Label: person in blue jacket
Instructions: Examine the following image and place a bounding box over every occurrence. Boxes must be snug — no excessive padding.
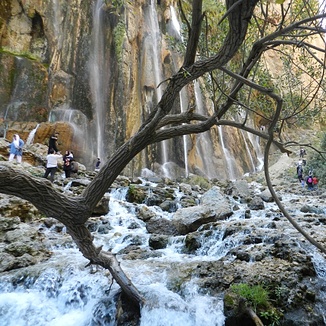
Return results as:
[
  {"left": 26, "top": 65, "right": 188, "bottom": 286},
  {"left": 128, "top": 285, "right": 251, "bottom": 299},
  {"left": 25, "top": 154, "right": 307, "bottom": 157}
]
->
[{"left": 8, "top": 134, "right": 24, "bottom": 163}]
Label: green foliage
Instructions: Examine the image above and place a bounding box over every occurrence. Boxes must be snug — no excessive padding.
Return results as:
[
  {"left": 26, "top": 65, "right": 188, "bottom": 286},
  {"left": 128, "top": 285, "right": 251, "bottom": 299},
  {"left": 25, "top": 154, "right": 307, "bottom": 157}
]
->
[
  {"left": 308, "top": 132, "right": 326, "bottom": 185},
  {"left": 230, "top": 283, "right": 283, "bottom": 325},
  {"left": 174, "top": 0, "right": 325, "bottom": 133},
  {"left": 184, "top": 175, "right": 211, "bottom": 190},
  {"left": 0, "top": 47, "right": 40, "bottom": 61},
  {"left": 104, "top": 0, "right": 132, "bottom": 15},
  {"left": 230, "top": 283, "right": 269, "bottom": 310},
  {"left": 260, "top": 308, "right": 282, "bottom": 326},
  {"left": 114, "top": 21, "right": 126, "bottom": 64}
]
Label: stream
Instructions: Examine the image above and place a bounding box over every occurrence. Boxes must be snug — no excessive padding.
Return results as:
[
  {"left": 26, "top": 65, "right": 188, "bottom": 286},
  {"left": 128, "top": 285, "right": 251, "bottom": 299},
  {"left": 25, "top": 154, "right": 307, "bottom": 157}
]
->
[{"left": 0, "top": 180, "right": 325, "bottom": 325}]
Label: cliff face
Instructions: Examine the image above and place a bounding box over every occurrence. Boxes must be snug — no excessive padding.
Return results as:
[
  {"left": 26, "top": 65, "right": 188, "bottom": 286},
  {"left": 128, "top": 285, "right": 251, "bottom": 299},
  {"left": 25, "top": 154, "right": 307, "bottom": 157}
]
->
[{"left": 0, "top": 0, "right": 261, "bottom": 178}]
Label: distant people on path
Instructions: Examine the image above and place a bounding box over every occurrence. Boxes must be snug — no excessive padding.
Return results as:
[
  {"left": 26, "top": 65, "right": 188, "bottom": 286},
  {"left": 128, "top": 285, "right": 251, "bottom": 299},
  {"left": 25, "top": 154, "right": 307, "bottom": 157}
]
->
[
  {"left": 63, "top": 150, "right": 74, "bottom": 178},
  {"left": 8, "top": 134, "right": 24, "bottom": 163},
  {"left": 44, "top": 149, "right": 62, "bottom": 183},
  {"left": 296, "top": 163, "right": 304, "bottom": 187},
  {"left": 48, "top": 132, "right": 59, "bottom": 154},
  {"left": 299, "top": 148, "right": 306, "bottom": 158},
  {"left": 95, "top": 157, "right": 101, "bottom": 171},
  {"left": 312, "top": 176, "right": 318, "bottom": 189},
  {"left": 306, "top": 173, "right": 314, "bottom": 191}
]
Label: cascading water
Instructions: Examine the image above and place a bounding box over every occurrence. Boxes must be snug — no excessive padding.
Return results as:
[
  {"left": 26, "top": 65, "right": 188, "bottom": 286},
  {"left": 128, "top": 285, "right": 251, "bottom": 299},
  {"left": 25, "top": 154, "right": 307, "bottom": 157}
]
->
[
  {"left": 52, "top": 0, "right": 63, "bottom": 51},
  {"left": 48, "top": 106, "right": 89, "bottom": 154},
  {"left": 167, "top": 6, "right": 183, "bottom": 41},
  {"left": 0, "top": 178, "right": 325, "bottom": 325},
  {"left": 147, "top": 0, "right": 168, "bottom": 166},
  {"left": 193, "top": 80, "right": 221, "bottom": 178},
  {"left": 247, "top": 132, "right": 264, "bottom": 171},
  {"left": 179, "top": 89, "right": 189, "bottom": 177},
  {"left": 239, "top": 129, "right": 256, "bottom": 173},
  {"left": 89, "top": 0, "right": 110, "bottom": 163},
  {"left": 217, "top": 126, "right": 237, "bottom": 180},
  {"left": 26, "top": 124, "right": 40, "bottom": 145}
]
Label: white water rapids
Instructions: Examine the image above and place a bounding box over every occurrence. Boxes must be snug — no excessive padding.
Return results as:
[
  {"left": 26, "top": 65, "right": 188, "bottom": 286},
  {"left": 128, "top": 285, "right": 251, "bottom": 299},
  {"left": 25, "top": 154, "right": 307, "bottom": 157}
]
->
[{"left": 0, "top": 181, "right": 325, "bottom": 325}]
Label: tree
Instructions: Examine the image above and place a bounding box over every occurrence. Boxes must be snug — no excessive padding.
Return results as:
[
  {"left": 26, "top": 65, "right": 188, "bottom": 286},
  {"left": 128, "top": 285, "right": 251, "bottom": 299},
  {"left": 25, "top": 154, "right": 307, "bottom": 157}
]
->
[{"left": 0, "top": 0, "right": 326, "bottom": 310}]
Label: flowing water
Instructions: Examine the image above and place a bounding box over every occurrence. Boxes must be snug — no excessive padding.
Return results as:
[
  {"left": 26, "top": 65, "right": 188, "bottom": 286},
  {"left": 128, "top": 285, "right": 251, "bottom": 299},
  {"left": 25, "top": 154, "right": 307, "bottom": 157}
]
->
[
  {"left": 0, "top": 180, "right": 325, "bottom": 325},
  {"left": 147, "top": 0, "right": 168, "bottom": 165},
  {"left": 89, "top": 0, "right": 110, "bottom": 162},
  {"left": 180, "top": 88, "right": 189, "bottom": 177},
  {"left": 217, "top": 126, "right": 237, "bottom": 180},
  {"left": 26, "top": 124, "right": 40, "bottom": 145}
]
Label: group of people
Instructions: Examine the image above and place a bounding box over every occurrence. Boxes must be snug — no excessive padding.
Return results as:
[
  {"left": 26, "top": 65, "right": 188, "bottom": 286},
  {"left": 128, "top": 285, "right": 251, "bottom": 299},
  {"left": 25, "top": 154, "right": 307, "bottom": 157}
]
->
[
  {"left": 44, "top": 133, "right": 78, "bottom": 182},
  {"left": 8, "top": 132, "right": 101, "bottom": 184},
  {"left": 296, "top": 158, "right": 318, "bottom": 191}
]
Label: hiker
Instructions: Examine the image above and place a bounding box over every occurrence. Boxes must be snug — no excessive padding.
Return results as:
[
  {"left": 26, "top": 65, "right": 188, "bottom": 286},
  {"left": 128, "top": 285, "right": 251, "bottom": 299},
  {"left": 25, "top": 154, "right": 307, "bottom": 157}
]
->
[
  {"left": 306, "top": 173, "right": 314, "bottom": 191},
  {"left": 296, "top": 163, "right": 304, "bottom": 187},
  {"left": 62, "top": 150, "right": 74, "bottom": 178},
  {"left": 95, "top": 157, "right": 101, "bottom": 171},
  {"left": 48, "top": 132, "right": 59, "bottom": 154},
  {"left": 43, "top": 149, "right": 62, "bottom": 183},
  {"left": 312, "top": 176, "right": 318, "bottom": 189},
  {"left": 8, "top": 134, "right": 24, "bottom": 163}
]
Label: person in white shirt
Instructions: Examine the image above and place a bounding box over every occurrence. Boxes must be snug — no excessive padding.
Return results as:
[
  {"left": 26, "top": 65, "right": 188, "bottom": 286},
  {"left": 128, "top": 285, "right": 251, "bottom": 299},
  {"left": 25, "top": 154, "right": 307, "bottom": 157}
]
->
[{"left": 43, "top": 149, "right": 62, "bottom": 183}]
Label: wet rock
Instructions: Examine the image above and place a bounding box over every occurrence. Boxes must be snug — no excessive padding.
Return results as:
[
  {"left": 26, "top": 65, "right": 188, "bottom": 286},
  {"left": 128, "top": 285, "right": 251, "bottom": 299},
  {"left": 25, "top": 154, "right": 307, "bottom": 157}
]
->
[
  {"left": 0, "top": 252, "right": 17, "bottom": 272},
  {"left": 159, "top": 200, "right": 178, "bottom": 212},
  {"left": 146, "top": 217, "right": 178, "bottom": 236},
  {"left": 300, "top": 204, "right": 324, "bottom": 214},
  {"left": 259, "top": 188, "right": 276, "bottom": 202},
  {"left": 92, "top": 196, "right": 110, "bottom": 216},
  {"left": 149, "top": 234, "right": 169, "bottom": 249},
  {"left": 225, "top": 180, "right": 251, "bottom": 202},
  {"left": 184, "top": 232, "right": 201, "bottom": 253},
  {"left": 4, "top": 223, "right": 38, "bottom": 243},
  {"left": 0, "top": 216, "right": 21, "bottom": 233},
  {"left": 247, "top": 196, "right": 265, "bottom": 210},
  {"left": 137, "top": 206, "right": 157, "bottom": 222}
]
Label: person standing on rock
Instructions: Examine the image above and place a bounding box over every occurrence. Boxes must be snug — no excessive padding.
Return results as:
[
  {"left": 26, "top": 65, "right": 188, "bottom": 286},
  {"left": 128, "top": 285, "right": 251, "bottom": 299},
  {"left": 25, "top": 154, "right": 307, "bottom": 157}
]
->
[
  {"left": 95, "top": 157, "right": 101, "bottom": 171},
  {"left": 8, "top": 134, "right": 24, "bottom": 163},
  {"left": 43, "top": 149, "right": 62, "bottom": 183},
  {"left": 48, "top": 132, "right": 59, "bottom": 154}
]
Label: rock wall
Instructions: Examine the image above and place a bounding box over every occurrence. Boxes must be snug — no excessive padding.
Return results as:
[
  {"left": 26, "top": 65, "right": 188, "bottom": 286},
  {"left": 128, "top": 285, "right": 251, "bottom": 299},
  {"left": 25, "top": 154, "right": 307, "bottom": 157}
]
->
[{"left": 0, "top": 0, "right": 260, "bottom": 178}]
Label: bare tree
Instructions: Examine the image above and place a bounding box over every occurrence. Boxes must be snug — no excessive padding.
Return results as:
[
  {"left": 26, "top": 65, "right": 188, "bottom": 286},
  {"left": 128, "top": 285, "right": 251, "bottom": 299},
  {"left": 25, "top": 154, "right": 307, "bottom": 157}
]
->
[{"left": 0, "top": 0, "right": 326, "bottom": 309}]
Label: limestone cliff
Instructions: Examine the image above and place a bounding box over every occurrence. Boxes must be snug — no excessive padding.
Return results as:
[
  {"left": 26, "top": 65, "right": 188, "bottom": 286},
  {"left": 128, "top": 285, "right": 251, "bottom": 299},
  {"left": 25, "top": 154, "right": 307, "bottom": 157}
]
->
[{"left": 1, "top": 0, "right": 319, "bottom": 179}]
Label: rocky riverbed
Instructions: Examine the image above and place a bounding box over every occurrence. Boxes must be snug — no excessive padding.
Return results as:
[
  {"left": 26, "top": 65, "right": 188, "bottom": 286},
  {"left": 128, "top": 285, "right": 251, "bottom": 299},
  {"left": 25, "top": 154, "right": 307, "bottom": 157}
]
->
[{"left": 0, "top": 149, "right": 325, "bottom": 325}]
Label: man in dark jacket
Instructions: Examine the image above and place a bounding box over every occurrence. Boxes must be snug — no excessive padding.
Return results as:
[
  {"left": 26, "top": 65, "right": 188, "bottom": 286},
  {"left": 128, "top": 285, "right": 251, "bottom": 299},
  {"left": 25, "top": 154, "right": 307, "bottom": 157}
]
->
[{"left": 48, "top": 132, "right": 59, "bottom": 154}]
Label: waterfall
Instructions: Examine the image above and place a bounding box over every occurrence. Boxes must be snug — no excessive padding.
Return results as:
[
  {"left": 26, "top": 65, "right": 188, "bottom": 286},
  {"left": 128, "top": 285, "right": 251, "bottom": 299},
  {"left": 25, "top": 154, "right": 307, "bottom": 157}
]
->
[
  {"left": 52, "top": 0, "right": 63, "bottom": 50},
  {"left": 26, "top": 124, "right": 40, "bottom": 145},
  {"left": 89, "top": 0, "right": 110, "bottom": 163},
  {"left": 240, "top": 129, "right": 256, "bottom": 173},
  {"left": 48, "top": 106, "right": 89, "bottom": 155},
  {"left": 247, "top": 132, "right": 264, "bottom": 171},
  {"left": 193, "top": 80, "right": 218, "bottom": 178},
  {"left": 217, "top": 126, "right": 237, "bottom": 180},
  {"left": 168, "top": 6, "right": 183, "bottom": 41},
  {"left": 180, "top": 89, "right": 189, "bottom": 177},
  {"left": 148, "top": 0, "right": 168, "bottom": 165}
]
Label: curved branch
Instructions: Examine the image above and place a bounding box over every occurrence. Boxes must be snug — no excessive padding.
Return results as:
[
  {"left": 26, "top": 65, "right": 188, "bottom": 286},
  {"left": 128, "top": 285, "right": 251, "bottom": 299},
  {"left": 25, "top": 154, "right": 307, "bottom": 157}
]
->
[
  {"left": 183, "top": 0, "right": 204, "bottom": 66},
  {"left": 260, "top": 80, "right": 326, "bottom": 254},
  {"left": 0, "top": 163, "right": 90, "bottom": 224},
  {"left": 67, "top": 224, "right": 145, "bottom": 307}
]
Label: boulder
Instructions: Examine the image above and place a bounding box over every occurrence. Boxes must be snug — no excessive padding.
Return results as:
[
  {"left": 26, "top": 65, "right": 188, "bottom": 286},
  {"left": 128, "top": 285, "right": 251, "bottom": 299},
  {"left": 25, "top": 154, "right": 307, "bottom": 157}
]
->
[{"left": 247, "top": 196, "right": 265, "bottom": 210}]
